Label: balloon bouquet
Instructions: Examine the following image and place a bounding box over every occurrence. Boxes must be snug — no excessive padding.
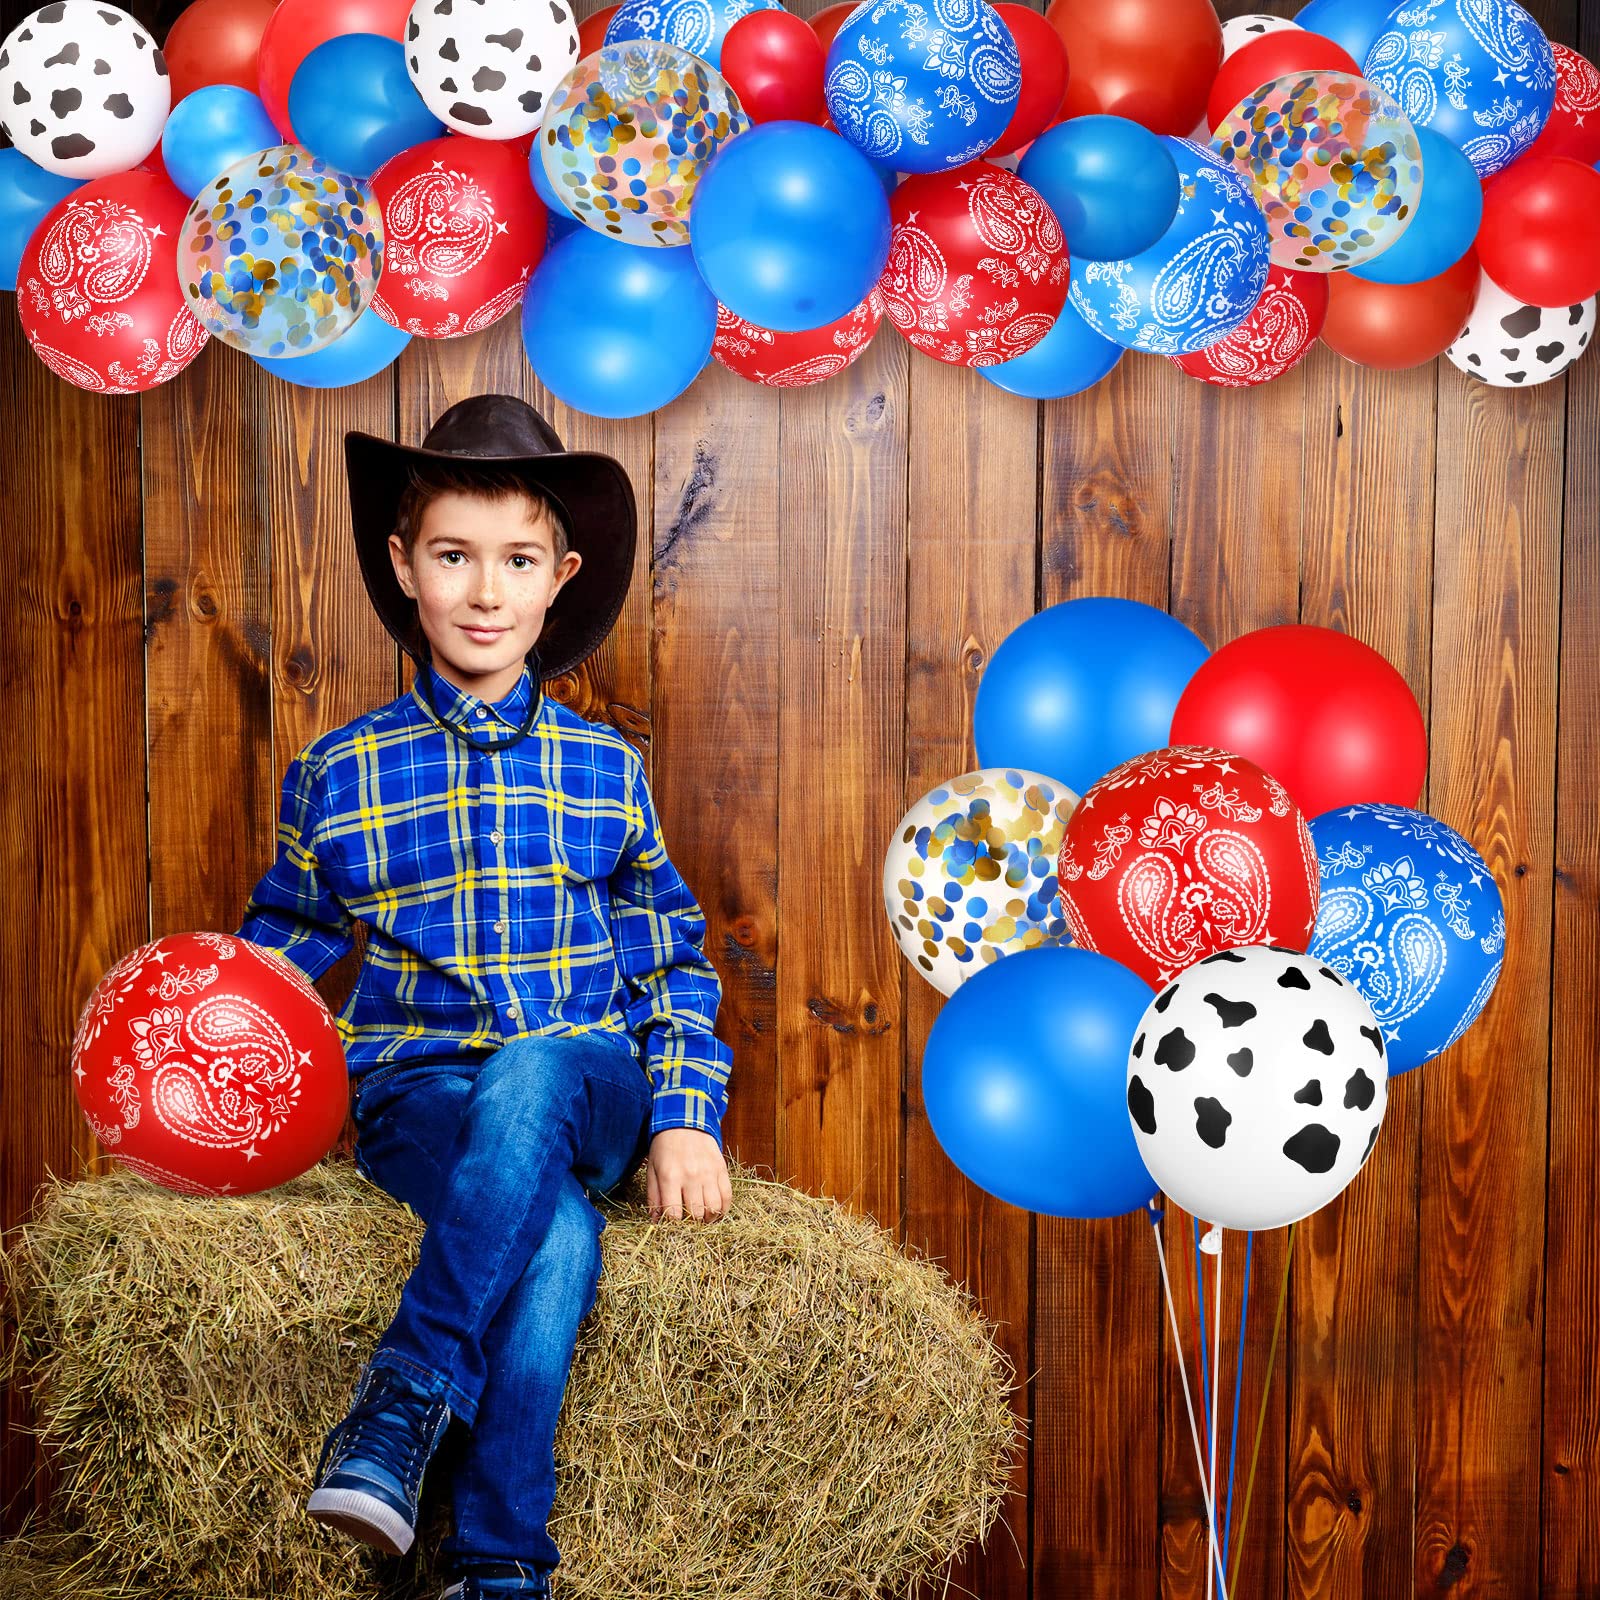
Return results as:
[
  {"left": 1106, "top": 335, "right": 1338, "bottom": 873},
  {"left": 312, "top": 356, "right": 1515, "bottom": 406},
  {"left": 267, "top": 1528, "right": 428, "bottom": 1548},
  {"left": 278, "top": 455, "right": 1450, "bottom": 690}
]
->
[{"left": 893, "top": 598, "right": 1506, "bottom": 1597}]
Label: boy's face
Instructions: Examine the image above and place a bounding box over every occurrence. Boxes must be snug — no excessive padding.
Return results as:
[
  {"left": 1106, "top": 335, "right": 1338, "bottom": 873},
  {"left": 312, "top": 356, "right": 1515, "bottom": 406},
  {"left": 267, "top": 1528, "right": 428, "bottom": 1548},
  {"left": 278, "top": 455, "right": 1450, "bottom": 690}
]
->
[{"left": 389, "top": 489, "right": 583, "bottom": 704}]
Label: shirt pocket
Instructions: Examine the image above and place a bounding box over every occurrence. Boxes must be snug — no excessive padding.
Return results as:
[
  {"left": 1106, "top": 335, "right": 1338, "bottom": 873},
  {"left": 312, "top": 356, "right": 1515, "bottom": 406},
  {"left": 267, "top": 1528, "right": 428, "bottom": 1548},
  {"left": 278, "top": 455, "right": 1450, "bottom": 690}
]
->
[{"left": 549, "top": 800, "right": 632, "bottom": 887}]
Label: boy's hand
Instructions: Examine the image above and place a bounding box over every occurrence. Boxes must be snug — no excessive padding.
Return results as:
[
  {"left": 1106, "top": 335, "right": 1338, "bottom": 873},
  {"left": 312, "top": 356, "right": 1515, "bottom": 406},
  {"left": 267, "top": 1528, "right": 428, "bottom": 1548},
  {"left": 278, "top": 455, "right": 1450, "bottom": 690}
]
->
[{"left": 646, "top": 1128, "right": 731, "bottom": 1222}]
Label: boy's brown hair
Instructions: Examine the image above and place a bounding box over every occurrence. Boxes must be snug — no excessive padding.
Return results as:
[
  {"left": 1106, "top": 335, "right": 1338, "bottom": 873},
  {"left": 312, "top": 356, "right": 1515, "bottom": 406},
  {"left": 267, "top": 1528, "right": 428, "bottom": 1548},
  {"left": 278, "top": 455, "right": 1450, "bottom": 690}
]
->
[{"left": 393, "top": 460, "right": 570, "bottom": 564}]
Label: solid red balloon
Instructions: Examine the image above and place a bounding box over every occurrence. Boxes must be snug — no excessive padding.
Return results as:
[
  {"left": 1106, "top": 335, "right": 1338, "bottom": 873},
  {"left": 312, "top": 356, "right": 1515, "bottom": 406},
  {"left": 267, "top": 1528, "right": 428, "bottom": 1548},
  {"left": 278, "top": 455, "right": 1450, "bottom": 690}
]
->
[
  {"left": 1476, "top": 154, "right": 1600, "bottom": 307},
  {"left": 257, "top": 0, "right": 412, "bottom": 140},
  {"left": 17, "top": 169, "right": 209, "bottom": 395},
  {"left": 70, "top": 932, "right": 350, "bottom": 1197},
  {"left": 1045, "top": 0, "right": 1221, "bottom": 135},
  {"left": 1525, "top": 43, "right": 1600, "bottom": 167},
  {"left": 1056, "top": 745, "right": 1321, "bottom": 988},
  {"left": 579, "top": 4, "right": 620, "bottom": 56},
  {"left": 713, "top": 288, "right": 884, "bottom": 385},
  {"left": 809, "top": 1, "right": 860, "bottom": 54},
  {"left": 882, "top": 162, "right": 1069, "bottom": 367},
  {"left": 721, "top": 10, "right": 827, "bottom": 125},
  {"left": 1204, "top": 30, "right": 1362, "bottom": 132},
  {"left": 1169, "top": 624, "right": 1428, "bottom": 820},
  {"left": 987, "top": 5, "right": 1070, "bottom": 157},
  {"left": 1320, "top": 247, "right": 1479, "bottom": 369},
  {"left": 1170, "top": 263, "right": 1328, "bottom": 386},
  {"left": 162, "top": 0, "right": 280, "bottom": 105},
  {"left": 371, "top": 135, "right": 546, "bottom": 338}
]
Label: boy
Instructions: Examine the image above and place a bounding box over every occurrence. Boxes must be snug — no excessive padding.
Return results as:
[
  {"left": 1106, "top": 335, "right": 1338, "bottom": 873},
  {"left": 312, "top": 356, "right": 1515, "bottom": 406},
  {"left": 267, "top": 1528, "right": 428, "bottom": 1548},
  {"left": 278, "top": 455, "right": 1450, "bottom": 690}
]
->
[{"left": 233, "top": 394, "right": 733, "bottom": 1599}]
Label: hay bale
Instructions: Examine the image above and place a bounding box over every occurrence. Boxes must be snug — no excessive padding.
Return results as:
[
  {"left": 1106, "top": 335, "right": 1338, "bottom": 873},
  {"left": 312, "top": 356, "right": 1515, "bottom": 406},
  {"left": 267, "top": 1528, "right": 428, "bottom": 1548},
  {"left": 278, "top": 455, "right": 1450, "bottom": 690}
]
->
[{"left": 1, "top": 1155, "right": 1022, "bottom": 1600}]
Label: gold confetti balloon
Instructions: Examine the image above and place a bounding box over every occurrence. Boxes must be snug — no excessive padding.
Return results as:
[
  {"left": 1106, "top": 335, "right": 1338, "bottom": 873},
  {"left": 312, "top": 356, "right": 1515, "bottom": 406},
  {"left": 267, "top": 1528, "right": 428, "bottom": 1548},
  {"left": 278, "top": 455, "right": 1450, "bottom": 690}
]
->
[
  {"left": 1210, "top": 71, "right": 1422, "bottom": 272},
  {"left": 178, "top": 144, "right": 384, "bottom": 356},
  {"left": 538, "top": 41, "right": 747, "bottom": 248},
  {"left": 883, "top": 768, "right": 1081, "bottom": 997}
]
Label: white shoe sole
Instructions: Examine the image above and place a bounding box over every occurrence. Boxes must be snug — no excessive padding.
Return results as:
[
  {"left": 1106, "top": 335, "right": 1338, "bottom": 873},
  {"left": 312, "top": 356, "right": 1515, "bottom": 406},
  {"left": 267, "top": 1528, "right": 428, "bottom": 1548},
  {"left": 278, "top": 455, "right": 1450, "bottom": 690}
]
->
[{"left": 306, "top": 1483, "right": 415, "bottom": 1556}]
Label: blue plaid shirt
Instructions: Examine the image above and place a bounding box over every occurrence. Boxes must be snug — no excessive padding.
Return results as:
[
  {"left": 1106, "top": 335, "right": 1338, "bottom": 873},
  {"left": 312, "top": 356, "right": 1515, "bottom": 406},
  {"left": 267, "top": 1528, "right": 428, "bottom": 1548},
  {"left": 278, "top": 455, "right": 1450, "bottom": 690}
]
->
[{"left": 233, "top": 657, "right": 731, "bottom": 1146}]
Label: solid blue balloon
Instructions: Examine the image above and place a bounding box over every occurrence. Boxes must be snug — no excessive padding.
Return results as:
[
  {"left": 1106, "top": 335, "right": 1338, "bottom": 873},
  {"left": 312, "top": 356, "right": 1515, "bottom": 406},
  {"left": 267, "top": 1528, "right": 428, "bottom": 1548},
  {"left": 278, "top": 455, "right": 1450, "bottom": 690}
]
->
[
  {"left": 288, "top": 33, "right": 444, "bottom": 179},
  {"left": 921, "top": 945, "right": 1157, "bottom": 1218},
  {"left": 1308, "top": 803, "right": 1506, "bottom": 1075},
  {"left": 161, "top": 86, "right": 282, "bottom": 199},
  {"left": 690, "top": 121, "right": 891, "bottom": 333},
  {"left": 0, "top": 147, "right": 81, "bottom": 292},
  {"left": 1349, "top": 127, "right": 1482, "bottom": 285},
  {"left": 974, "top": 597, "right": 1210, "bottom": 794},
  {"left": 1363, "top": 0, "right": 1556, "bottom": 177},
  {"left": 603, "top": 0, "right": 785, "bottom": 71},
  {"left": 521, "top": 227, "right": 716, "bottom": 419},
  {"left": 977, "top": 298, "right": 1122, "bottom": 399},
  {"left": 824, "top": 0, "right": 1020, "bottom": 173},
  {"left": 1293, "top": 0, "right": 1398, "bottom": 65},
  {"left": 1018, "top": 116, "right": 1180, "bottom": 262},
  {"left": 251, "top": 305, "right": 411, "bottom": 387}
]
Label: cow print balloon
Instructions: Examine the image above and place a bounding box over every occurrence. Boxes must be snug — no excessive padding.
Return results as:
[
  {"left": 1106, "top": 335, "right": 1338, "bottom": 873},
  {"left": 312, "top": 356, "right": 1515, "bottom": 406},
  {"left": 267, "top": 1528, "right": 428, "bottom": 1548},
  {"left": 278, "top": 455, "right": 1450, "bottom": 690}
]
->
[
  {"left": 0, "top": 0, "right": 170, "bottom": 179},
  {"left": 1126, "top": 944, "right": 1388, "bottom": 1230},
  {"left": 1445, "top": 265, "right": 1595, "bottom": 388},
  {"left": 404, "top": 0, "right": 578, "bottom": 138}
]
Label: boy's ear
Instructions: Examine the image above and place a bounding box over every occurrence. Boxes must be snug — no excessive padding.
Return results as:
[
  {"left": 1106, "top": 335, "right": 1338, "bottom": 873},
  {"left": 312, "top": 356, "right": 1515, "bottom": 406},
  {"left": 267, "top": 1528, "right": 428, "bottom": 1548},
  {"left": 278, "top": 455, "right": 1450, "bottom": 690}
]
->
[
  {"left": 388, "top": 532, "right": 414, "bottom": 597},
  {"left": 553, "top": 548, "right": 582, "bottom": 593}
]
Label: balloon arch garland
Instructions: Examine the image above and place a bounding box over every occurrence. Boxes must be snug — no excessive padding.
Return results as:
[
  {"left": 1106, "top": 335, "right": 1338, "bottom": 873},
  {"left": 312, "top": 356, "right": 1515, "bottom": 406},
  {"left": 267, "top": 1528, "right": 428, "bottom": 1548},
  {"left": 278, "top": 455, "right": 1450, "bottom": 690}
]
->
[{"left": 1, "top": 0, "right": 1596, "bottom": 404}]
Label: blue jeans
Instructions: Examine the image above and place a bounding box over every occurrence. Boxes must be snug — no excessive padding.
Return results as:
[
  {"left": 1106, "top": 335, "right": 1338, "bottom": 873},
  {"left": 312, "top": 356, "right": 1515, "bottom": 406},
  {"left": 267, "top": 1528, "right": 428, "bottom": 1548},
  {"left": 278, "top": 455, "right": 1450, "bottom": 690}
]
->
[{"left": 350, "top": 1030, "right": 653, "bottom": 1575}]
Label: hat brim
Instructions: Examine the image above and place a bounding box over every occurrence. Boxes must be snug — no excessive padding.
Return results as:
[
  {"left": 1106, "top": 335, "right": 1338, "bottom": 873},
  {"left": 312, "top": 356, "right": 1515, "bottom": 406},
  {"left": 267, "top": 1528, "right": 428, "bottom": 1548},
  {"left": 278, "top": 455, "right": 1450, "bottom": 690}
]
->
[{"left": 344, "top": 431, "right": 638, "bottom": 682}]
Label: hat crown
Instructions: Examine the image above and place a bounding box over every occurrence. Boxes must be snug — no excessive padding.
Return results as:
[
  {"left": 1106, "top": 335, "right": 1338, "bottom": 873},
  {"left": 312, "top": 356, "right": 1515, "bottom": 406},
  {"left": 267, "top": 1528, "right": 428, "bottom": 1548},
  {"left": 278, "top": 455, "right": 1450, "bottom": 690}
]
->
[{"left": 421, "top": 394, "right": 564, "bottom": 460}]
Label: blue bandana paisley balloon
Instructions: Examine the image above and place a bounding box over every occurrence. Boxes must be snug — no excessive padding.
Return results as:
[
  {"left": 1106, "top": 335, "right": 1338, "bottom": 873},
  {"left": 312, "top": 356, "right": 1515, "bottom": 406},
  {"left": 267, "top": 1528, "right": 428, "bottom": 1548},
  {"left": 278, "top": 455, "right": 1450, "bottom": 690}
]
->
[
  {"left": 823, "top": 0, "right": 1022, "bottom": 174},
  {"left": 1307, "top": 803, "right": 1506, "bottom": 1075},
  {"left": 603, "top": 0, "right": 786, "bottom": 71},
  {"left": 1362, "top": 0, "right": 1556, "bottom": 177},
  {"left": 1067, "top": 136, "right": 1272, "bottom": 355}
]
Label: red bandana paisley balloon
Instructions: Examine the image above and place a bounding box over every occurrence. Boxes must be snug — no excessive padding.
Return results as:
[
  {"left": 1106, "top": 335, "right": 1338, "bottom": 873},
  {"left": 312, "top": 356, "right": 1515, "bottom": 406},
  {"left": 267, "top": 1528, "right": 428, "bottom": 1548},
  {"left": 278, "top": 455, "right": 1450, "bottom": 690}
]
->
[
  {"left": 880, "top": 160, "right": 1070, "bottom": 368},
  {"left": 712, "top": 288, "right": 884, "bottom": 386},
  {"left": 370, "top": 136, "right": 546, "bottom": 339},
  {"left": 1527, "top": 42, "right": 1600, "bottom": 167},
  {"left": 17, "top": 169, "right": 208, "bottom": 395},
  {"left": 1169, "top": 263, "right": 1329, "bottom": 387},
  {"left": 70, "top": 931, "right": 350, "bottom": 1196},
  {"left": 1056, "top": 744, "right": 1320, "bottom": 988}
]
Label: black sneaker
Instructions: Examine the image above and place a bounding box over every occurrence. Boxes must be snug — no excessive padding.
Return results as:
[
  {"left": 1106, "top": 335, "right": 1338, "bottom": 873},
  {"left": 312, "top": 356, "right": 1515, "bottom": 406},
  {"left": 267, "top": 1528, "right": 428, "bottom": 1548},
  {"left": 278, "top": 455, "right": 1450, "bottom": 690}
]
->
[
  {"left": 306, "top": 1360, "right": 454, "bottom": 1556},
  {"left": 438, "top": 1559, "right": 553, "bottom": 1597}
]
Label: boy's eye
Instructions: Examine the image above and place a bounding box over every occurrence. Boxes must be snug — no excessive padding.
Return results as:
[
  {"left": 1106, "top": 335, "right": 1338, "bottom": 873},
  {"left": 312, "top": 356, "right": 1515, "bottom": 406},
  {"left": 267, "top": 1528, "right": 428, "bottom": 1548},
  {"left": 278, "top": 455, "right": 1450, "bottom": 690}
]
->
[{"left": 437, "top": 552, "right": 536, "bottom": 569}]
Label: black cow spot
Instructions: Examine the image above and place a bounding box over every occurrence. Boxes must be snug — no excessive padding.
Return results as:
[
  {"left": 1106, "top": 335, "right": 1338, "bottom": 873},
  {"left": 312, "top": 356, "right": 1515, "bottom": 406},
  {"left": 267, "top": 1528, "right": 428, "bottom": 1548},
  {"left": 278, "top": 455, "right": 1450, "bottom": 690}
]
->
[
  {"left": 93, "top": 57, "right": 109, "bottom": 73},
  {"left": 1465, "top": 350, "right": 1482, "bottom": 366},
  {"left": 1267, "top": 943, "right": 1297, "bottom": 954},
  {"left": 12, "top": 81, "right": 28, "bottom": 105},
  {"left": 17, "top": 27, "right": 34, "bottom": 41},
  {"left": 472, "top": 65, "right": 505, "bottom": 91},
  {"left": 1303, "top": 1018, "right": 1335, "bottom": 1055},
  {"left": 36, "top": 3, "right": 66, "bottom": 21},
  {"left": 439, "top": 75, "right": 457, "bottom": 90},
  {"left": 1283, "top": 1123, "right": 1341, "bottom": 1173},
  {"left": 1227, "top": 1047, "right": 1253, "bottom": 1077},
  {"left": 1360, "top": 1023, "right": 1383, "bottom": 1055},
  {"left": 1344, "top": 1069, "right": 1376, "bottom": 1112},
  {"left": 43, "top": 39, "right": 78, "bottom": 66},
  {"left": 30, "top": 117, "right": 46, "bottom": 135},
  {"left": 1195, "top": 1096, "right": 1232, "bottom": 1149},
  {"left": 94, "top": 5, "right": 122, "bottom": 21},
  {"left": 1293, "top": 1079, "right": 1322, "bottom": 1106},
  {"left": 1500, "top": 304, "right": 1541, "bottom": 338},
  {"left": 1278, "top": 965, "right": 1311, "bottom": 990},
  {"left": 518, "top": 87, "right": 542, "bottom": 112},
  {"left": 487, "top": 26, "right": 523, "bottom": 47},
  {"left": 1572, "top": 304, "right": 1587, "bottom": 325},
  {"left": 1155, "top": 1027, "right": 1195, "bottom": 1072},
  {"left": 1318, "top": 965, "right": 1344, "bottom": 985},
  {"left": 1363, "top": 1123, "right": 1381, "bottom": 1160},
  {"left": 1204, "top": 992, "right": 1257, "bottom": 1029},
  {"left": 1499, "top": 345, "right": 1521, "bottom": 360},
  {"left": 551, "top": 1, "right": 567, "bottom": 20},
  {"left": 1153, "top": 983, "right": 1178, "bottom": 1014},
  {"left": 410, "top": 52, "right": 419, "bottom": 69},
  {"left": 51, "top": 131, "right": 93, "bottom": 157},
  {"left": 439, "top": 36, "right": 459, "bottom": 59},
  {"left": 1506, "top": 371, "right": 1527, "bottom": 383},
  {"left": 525, "top": 51, "right": 543, "bottom": 71},
  {"left": 449, "top": 100, "right": 491, "bottom": 123},
  {"left": 408, "top": 16, "right": 420, "bottom": 39},
  {"left": 1201, "top": 949, "right": 1247, "bottom": 965},
  {"left": 1128, "top": 1075, "right": 1157, "bottom": 1136},
  {"left": 1536, "top": 342, "right": 1564, "bottom": 364},
  {"left": 1131, "top": 1031, "right": 1145, "bottom": 1060},
  {"left": 103, "top": 92, "right": 133, "bottom": 118},
  {"left": 133, "top": 31, "right": 148, "bottom": 48},
  {"left": 49, "top": 86, "right": 82, "bottom": 117},
  {"left": 434, "top": 0, "right": 452, "bottom": 11},
  {"left": 0, "top": 47, "right": 7, "bottom": 68}
]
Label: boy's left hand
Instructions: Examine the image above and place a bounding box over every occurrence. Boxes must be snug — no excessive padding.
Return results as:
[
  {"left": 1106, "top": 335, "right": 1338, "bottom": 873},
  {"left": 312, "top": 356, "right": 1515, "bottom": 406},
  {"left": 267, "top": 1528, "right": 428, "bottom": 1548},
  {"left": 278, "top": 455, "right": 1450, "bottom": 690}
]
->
[{"left": 646, "top": 1128, "right": 731, "bottom": 1222}]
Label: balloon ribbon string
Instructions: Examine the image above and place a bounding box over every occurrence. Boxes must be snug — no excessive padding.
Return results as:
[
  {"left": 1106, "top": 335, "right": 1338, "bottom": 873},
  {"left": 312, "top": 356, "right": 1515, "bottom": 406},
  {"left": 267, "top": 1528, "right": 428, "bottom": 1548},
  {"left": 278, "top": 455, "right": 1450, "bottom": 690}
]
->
[
  {"left": 1207, "top": 1229, "right": 1223, "bottom": 1600},
  {"left": 1228, "top": 1220, "right": 1295, "bottom": 1595},
  {"left": 1223, "top": 1230, "right": 1253, "bottom": 1558},
  {"left": 1191, "top": 1216, "right": 1213, "bottom": 1465},
  {"left": 1149, "top": 1206, "right": 1231, "bottom": 1600}
]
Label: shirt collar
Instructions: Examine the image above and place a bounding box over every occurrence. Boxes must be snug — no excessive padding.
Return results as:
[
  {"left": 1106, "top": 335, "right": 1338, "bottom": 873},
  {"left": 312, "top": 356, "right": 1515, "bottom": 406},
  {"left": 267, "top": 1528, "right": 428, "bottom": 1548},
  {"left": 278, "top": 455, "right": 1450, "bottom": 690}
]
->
[{"left": 413, "top": 655, "right": 539, "bottom": 736}]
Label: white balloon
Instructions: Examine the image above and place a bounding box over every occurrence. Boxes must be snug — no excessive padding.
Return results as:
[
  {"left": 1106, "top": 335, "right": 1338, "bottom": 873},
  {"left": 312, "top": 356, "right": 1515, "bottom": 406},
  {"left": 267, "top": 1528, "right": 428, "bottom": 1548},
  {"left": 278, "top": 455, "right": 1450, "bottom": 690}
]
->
[
  {"left": 0, "top": 0, "right": 170, "bottom": 179},
  {"left": 1220, "top": 12, "right": 1303, "bottom": 60},
  {"left": 1126, "top": 945, "right": 1389, "bottom": 1231},
  {"left": 405, "top": 0, "right": 580, "bottom": 138},
  {"left": 883, "top": 768, "right": 1079, "bottom": 997},
  {"left": 1445, "top": 266, "right": 1596, "bottom": 389}
]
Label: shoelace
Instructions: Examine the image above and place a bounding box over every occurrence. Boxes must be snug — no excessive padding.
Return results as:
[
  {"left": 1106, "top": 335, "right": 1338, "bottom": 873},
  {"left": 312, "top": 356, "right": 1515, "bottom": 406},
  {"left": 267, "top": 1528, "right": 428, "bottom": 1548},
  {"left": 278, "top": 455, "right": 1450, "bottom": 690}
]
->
[{"left": 334, "top": 1382, "right": 440, "bottom": 1484}]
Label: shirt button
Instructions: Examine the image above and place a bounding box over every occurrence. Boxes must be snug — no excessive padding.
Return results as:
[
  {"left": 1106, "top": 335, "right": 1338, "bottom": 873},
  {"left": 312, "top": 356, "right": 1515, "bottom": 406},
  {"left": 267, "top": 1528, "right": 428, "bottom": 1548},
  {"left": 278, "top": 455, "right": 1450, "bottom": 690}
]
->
[
  {"left": 508, "top": 1004, "right": 520, "bottom": 1020},
  {"left": 490, "top": 828, "right": 503, "bottom": 844},
  {"left": 476, "top": 708, "right": 487, "bottom": 719},
  {"left": 494, "top": 920, "right": 505, "bottom": 934}
]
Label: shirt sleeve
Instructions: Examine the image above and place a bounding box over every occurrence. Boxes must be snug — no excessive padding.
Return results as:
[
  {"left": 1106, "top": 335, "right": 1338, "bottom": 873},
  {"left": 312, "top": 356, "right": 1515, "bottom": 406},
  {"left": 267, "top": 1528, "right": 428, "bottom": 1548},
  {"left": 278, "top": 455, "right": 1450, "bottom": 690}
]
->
[
  {"left": 233, "top": 744, "right": 355, "bottom": 984},
  {"left": 607, "top": 745, "right": 733, "bottom": 1147}
]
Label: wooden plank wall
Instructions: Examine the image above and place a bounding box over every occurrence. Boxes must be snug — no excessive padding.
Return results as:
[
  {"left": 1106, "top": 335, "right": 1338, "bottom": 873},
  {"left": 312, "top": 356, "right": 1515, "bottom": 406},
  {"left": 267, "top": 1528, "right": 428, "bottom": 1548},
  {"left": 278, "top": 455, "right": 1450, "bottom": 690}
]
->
[{"left": 3, "top": 0, "right": 1598, "bottom": 1594}]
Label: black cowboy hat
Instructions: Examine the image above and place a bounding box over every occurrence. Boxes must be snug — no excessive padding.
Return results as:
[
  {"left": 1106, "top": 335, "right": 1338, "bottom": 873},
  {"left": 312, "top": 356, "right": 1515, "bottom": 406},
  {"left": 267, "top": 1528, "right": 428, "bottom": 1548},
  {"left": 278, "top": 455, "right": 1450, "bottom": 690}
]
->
[{"left": 344, "top": 394, "right": 636, "bottom": 682}]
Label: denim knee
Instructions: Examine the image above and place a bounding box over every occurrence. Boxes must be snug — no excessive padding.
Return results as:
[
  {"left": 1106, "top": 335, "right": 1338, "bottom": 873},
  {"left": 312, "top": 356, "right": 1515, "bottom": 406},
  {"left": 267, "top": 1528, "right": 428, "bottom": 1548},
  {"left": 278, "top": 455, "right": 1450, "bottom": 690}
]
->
[{"left": 471, "top": 1035, "right": 589, "bottom": 1139}]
